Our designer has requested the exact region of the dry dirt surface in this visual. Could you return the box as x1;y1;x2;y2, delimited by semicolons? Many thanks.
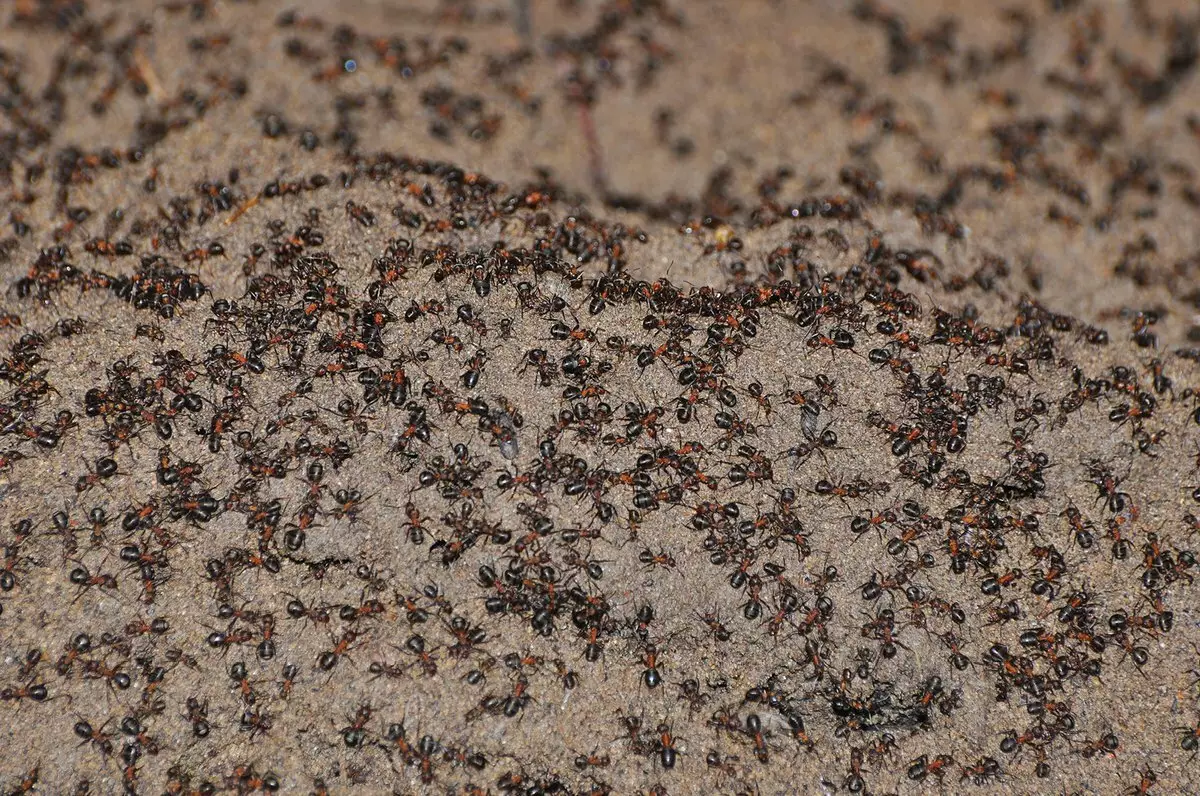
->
3;1;1200;795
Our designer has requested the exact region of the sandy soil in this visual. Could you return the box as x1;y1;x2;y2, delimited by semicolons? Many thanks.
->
2;1;1200;794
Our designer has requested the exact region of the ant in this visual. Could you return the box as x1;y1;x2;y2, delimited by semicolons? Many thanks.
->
73;717;116;756
1126;766;1157;795
318;629;363;672
654;723;681;769
574;749;611;770
638;547;676;571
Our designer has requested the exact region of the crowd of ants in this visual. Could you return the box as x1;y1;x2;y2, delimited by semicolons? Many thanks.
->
1;141;1199;794
3;0;1200;794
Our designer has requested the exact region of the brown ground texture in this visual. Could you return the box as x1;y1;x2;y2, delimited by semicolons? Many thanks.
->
2;0;1200;794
